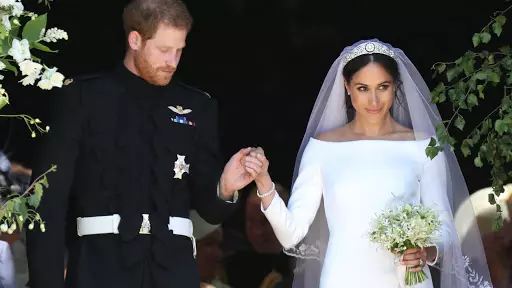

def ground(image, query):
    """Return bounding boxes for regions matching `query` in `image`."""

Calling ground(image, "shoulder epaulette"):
[64,73,105,86]
[177,82,211,99]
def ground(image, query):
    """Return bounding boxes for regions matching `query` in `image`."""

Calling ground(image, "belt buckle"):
[139,214,151,234]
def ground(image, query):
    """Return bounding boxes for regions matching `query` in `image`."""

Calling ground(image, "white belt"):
[76,214,196,257]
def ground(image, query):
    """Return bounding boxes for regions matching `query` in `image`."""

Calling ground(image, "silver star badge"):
[174,155,190,179]
[168,105,192,115]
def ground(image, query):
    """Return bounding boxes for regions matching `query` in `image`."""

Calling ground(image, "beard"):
[133,52,175,86]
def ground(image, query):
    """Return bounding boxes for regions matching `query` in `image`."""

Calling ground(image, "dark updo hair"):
[342,53,404,113]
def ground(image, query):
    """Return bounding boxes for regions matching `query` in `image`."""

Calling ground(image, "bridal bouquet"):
[368,202,442,286]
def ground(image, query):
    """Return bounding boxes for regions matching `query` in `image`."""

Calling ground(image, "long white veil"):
[284,39,494,288]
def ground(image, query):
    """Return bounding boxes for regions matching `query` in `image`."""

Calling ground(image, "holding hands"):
[218,147,271,201]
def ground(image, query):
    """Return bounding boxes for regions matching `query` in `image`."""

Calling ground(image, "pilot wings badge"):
[168,105,192,115]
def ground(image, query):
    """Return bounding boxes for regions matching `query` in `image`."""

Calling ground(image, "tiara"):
[341,41,396,66]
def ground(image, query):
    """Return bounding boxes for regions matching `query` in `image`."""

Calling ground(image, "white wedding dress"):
[263,137,451,288]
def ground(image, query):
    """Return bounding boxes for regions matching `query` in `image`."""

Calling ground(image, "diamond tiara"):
[341,41,396,66]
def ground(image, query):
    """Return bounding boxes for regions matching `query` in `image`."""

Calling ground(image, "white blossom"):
[37,67,64,89]
[41,27,68,42]
[18,59,42,76]
[11,1,22,17]
[0,61,5,71]
[0,0,15,7]
[20,74,38,86]
[1,14,10,31]
[8,38,31,63]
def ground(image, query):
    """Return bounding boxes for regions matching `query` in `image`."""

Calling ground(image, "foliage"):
[0,0,67,235]
[428,3,512,231]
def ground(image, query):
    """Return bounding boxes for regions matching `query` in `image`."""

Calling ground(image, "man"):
[26,0,257,287]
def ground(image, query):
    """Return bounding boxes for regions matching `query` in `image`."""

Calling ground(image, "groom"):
[26,0,257,287]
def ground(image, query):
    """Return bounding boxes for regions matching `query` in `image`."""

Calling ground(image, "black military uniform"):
[26,64,239,288]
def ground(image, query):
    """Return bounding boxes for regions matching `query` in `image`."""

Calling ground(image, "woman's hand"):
[243,147,269,183]
[401,248,428,272]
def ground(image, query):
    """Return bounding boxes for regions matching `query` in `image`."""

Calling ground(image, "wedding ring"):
[419,259,424,266]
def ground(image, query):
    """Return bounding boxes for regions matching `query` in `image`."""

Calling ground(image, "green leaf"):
[495,15,507,26]
[437,63,446,73]
[446,68,456,82]
[477,84,485,98]
[0,24,6,40]
[31,42,58,53]
[467,93,479,109]
[22,14,47,42]
[462,59,475,76]
[488,193,496,205]
[40,175,49,188]
[461,139,472,157]
[0,59,17,76]
[425,146,440,160]
[28,194,40,208]
[475,156,483,167]
[428,137,437,147]
[480,32,491,43]
[499,46,511,54]
[489,72,500,83]
[0,96,9,110]
[34,183,43,199]
[476,71,487,80]
[455,115,466,130]
[472,33,480,47]
[492,22,502,36]
[495,119,510,134]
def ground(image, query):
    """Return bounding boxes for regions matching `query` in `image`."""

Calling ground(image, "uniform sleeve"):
[261,142,324,249]
[420,151,451,266]
[189,98,239,224]
[26,82,85,288]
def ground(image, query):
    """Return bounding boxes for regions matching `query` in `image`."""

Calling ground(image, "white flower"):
[8,38,31,63]
[0,61,5,71]
[37,67,64,89]
[41,27,68,42]
[18,60,42,76]
[11,1,23,17]
[1,14,11,31]
[0,0,15,7]
[20,74,38,86]
[0,223,7,232]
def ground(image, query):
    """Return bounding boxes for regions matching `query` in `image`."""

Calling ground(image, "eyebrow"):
[354,81,392,86]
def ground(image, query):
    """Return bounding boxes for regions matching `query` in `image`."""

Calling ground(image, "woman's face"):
[345,62,395,123]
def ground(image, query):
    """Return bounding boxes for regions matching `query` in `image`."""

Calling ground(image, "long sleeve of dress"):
[26,82,85,288]
[420,151,451,265]
[261,141,323,249]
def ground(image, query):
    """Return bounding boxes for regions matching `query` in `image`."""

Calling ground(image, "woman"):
[243,40,493,288]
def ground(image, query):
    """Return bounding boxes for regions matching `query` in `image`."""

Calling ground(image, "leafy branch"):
[0,165,56,234]
[428,2,512,232]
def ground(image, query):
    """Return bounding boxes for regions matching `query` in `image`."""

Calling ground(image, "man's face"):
[245,195,282,254]
[132,24,187,86]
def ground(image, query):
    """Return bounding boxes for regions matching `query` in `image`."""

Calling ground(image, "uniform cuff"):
[217,183,239,203]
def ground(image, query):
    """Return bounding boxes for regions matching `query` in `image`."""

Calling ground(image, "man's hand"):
[219,147,260,200]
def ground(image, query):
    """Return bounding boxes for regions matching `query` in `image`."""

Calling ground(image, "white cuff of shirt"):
[217,183,239,203]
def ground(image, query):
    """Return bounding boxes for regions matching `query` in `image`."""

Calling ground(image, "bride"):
[243,39,493,287]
